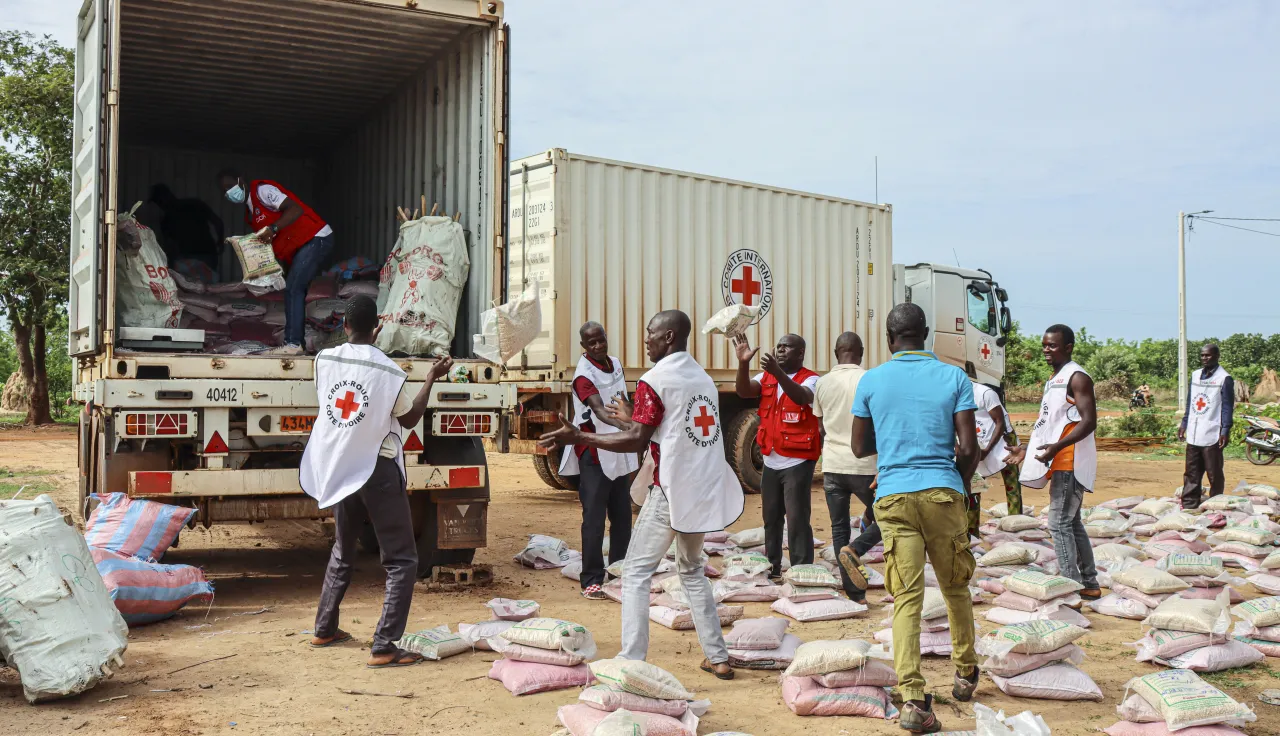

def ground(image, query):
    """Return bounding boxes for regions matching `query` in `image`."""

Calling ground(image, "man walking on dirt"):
[733,333,820,581]
[811,331,878,603]
[1178,343,1235,509]
[1019,324,1101,601]
[301,295,453,668]
[849,303,980,733]
[557,321,639,600]
[541,310,743,680]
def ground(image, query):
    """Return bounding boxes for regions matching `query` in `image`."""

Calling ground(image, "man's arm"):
[732,335,762,398]
[1035,371,1097,463]
[954,408,980,480]
[981,404,1007,458]
[1221,376,1235,448]
[585,394,629,430]
[541,415,656,454]
[851,415,877,458]
[397,356,453,428]
[770,367,815,405]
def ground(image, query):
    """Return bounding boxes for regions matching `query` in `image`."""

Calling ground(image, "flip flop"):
[838,546,870,591]
[582,585,608,600]
[700,659,734,680]
[367,649,424,669]
[309,630,353,648]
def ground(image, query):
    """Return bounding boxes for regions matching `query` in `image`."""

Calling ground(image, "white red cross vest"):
[559,354,640,481]
[1186,366,1231,448]
[640,351,744,534]
[972,381,1012,479]
[1020,360,1097,491]
[300,343,407,509]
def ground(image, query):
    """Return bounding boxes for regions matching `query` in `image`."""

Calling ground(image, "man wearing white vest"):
[301,296,453,668]
[1019,324,1101,601]
[1178,343,1235,509]
[558,321,640,599]
[969,369,1026,537]
[541,310,744,680]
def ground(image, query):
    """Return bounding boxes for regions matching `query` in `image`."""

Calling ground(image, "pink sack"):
[703,531,731,543]
[1103,722,1246,736]
[977,578,1006,595]
[1112,584,1168,609]
[306,276,338,302]
[726,633,801,670]
[1212,553,1261,571]
[487,659,592,696]
[720,584,783,602]
[982,644,1086,678]
[1132,630,1225,662]
[1238,636,1280,657]
[578,685,687,717]
[989,663,1103,701]
[874,628,954,655]
[1160,639,1265,672]
[723,617,789,651]
[1178,586,1244,603]
[770,596,867,622]
[85,493,197,561]
[557,703,697,736]
[780,676,897,718]
[487,639,584,667]
[811,660,899,688]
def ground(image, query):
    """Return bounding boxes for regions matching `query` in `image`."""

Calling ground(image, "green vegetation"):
[0,481,57,498]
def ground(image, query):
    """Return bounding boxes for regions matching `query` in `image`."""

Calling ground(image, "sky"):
[11,0,1279,340]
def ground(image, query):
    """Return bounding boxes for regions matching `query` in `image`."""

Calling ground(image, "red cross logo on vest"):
[693,405,717,436]
[980,342,991,360]
[731,266,762,306]
[1194,396,1207,413]
[335,391,361,420]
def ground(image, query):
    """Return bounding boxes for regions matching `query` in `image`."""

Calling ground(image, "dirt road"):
[3,430,1279,735]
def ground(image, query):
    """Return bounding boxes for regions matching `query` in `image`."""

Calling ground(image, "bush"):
[1097,409,1178,440]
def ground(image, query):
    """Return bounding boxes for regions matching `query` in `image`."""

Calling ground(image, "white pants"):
[619,489,729,664]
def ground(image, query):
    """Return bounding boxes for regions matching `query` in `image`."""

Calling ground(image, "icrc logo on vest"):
[325,380,370,429]
[683,394,722,448]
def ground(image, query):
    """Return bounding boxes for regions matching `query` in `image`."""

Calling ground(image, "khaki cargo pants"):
[874,487,978,702]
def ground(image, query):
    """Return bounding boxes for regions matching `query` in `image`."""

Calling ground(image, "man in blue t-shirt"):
[847,303,980,734]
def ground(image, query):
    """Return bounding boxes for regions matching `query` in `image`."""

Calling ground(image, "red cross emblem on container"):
[731,266,762,306]
[721,249,773,322]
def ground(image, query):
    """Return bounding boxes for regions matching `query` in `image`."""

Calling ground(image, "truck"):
[505,149,1014,493]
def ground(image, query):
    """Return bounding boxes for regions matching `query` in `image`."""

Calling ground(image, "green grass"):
[1202,663,1279,690]
[0,481,57,498]
[0,413,78,426]
[0,467,56,477]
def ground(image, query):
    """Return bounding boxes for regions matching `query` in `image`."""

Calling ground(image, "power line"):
[1191,218,1280,238]
[1195,216,1280,222]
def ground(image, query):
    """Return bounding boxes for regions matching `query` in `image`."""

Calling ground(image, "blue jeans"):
[284,233,335,346]
[1048,471,1098,589]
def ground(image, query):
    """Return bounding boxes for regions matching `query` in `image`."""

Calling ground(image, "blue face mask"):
[225,184,246,204]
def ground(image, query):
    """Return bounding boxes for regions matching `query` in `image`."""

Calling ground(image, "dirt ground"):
[3,428,1280,735]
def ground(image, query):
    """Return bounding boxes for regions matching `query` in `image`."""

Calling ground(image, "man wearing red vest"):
[218,169,335,355]
[733,333,820,580]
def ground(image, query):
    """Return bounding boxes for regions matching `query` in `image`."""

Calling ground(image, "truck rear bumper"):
[128,465,486,498]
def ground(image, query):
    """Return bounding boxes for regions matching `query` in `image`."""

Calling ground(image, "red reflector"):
[403,430,424,452]
[134,472,173,495]
[448,467,481,488]
[204,430,229,454]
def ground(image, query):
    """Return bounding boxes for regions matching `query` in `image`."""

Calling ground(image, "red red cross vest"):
[246,180,328,265]
[755,367,821,461]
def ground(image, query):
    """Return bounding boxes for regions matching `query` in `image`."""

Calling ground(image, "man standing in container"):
[850,303,980,733]
[811,331,878,604]
[557,321,639,600]
[218,169,334,355]
[1019,324,1101,601]
[301,295,453,668]
[732,333,820,582]
[541,310,743,680]
[1178,343,1234,509]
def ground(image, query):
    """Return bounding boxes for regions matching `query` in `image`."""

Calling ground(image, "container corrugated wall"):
[510,149,893,382]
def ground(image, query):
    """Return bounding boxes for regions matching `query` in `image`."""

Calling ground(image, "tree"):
[0,32,73,425]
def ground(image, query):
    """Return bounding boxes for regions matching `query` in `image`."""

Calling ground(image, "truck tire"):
[532,454,559,489]
[726,409,763,495]
[532,449,578,491]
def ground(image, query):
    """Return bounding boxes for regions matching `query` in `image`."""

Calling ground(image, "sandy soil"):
[3,430,1279,735]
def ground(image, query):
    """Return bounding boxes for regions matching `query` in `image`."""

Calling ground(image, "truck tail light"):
[433,412,496,437]
[123,411,198,438]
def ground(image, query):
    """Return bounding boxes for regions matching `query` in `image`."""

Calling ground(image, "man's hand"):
[428,355,454,380]
[1177,426,1186,442]
[732,334,760,365]
[1005,445,1027,466]
[607,395,633,424]
[870,474,878,492]
[1219,433,1229,449]
[761,351,784,378]
[255,225,274,241]
[1034,443,1060,464]
[539,415,581,450]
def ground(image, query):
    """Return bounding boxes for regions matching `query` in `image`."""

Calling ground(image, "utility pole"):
[1178,210,1212,414]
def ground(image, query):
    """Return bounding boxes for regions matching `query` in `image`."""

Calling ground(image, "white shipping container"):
[508,149,895,383]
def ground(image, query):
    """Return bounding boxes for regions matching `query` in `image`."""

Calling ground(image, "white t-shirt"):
[382,385,415,458]
[754,371,821,471]
[812,364,878,476]
[250,183,333,237]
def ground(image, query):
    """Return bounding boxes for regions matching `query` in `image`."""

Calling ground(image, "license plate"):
[279,415,316,433]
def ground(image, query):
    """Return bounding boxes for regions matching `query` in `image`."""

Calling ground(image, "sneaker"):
[269,343,305,356]
[952,666,979,702]
[837,546,870,591]
[899,695,942,734]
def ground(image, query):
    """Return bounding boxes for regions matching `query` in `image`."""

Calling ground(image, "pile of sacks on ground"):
[1106,669,1257,736]
[777,639,899,719]
[875,587,980,658]
[977,620,1101,701]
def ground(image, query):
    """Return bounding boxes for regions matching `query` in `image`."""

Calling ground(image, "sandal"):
[700,659,734,680]
[837,546,870,591]
[367,649,424,669]
[309,629,353,648]
[582,584,608,600]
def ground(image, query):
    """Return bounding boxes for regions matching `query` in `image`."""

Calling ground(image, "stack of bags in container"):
[402,598,542,661]
[769,564,867,622]
[1231,595,1280,659]
[558,659,705,735]
[984,571,1090,628]
[977,620,1102,701]
[873,588,967,657]
[778,640,899,719]
[723,617,802,671]
[649,574,744,631]
[1106,669,1257,736]
[486,618,597,696]
[1131,587,1262,672]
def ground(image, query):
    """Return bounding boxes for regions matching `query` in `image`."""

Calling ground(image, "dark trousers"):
[823,472,880,597]
[315,457,417,655]
[578,453,633,589]
[762,460,817,576]
[284,232,335,346]
[1183,443,1226,509]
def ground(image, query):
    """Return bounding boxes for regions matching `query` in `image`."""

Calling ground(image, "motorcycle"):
[1129,389,1154,409]
[1242,414,1280,466]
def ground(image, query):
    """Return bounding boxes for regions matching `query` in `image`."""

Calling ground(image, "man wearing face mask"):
[217,169,335,355]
